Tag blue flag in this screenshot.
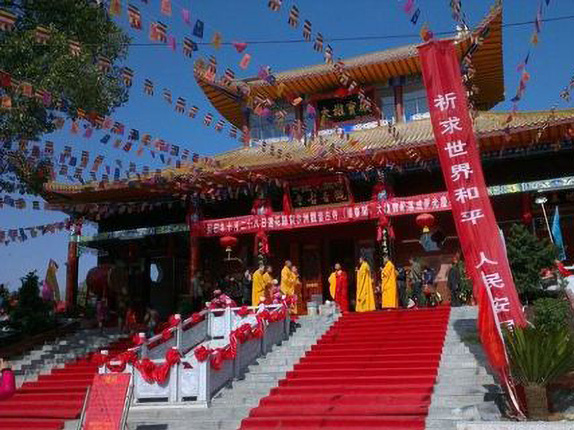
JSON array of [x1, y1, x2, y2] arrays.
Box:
[[552, 206, 567, 260]]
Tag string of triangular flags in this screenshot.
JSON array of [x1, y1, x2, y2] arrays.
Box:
[[4, 139, 150, 182], [0, 194, 49, 211], [261, 0, 433, 170], [47, 198, 189, 221], [0, 218, 72, 247], [109, 0, 256, 73], [0, 69, 224, 183], [505, 0, 551, 124]]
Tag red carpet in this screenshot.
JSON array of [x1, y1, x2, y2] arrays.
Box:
[[0, 337, 132, 430], [239, 307, 450, 430]]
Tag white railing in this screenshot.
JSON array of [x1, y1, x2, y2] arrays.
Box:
[[100, 304, 290, 407]]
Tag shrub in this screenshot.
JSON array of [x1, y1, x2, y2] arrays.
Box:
[[10, 271, 55, 335], [505, 224, 557, 303], [532, 298, 572, 334], [505, 325, 574, 419]]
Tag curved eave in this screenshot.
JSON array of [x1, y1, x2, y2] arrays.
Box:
[[196, 4, 503, 127], [43, 109, 574, 205]]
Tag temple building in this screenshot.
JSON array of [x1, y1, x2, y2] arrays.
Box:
[[43, 5, 574, 317]]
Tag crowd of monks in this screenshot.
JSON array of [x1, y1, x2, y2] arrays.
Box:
[[251, 261, 302, 313], [251, 256, 399, 314]]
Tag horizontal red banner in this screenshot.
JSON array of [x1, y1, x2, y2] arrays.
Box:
[[196, 192, 450, 237]]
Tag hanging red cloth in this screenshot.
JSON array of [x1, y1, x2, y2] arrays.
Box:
[[335, 270, 349, 312], [282, 184, 292, 215]]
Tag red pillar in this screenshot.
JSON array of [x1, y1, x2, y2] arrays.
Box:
[[66, 221, 81, 310]]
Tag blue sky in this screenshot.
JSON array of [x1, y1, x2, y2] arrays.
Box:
[[1, 0, 573, 293]]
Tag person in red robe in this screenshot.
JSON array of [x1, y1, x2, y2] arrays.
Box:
[[334, 263, 349, 313], [0, 359, 15, 401]]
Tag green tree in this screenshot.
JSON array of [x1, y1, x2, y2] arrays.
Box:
[[0, 0, 130, 194], [10, 271, 54, 334], [505, 224, 557, 303]]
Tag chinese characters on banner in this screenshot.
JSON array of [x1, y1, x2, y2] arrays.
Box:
[[197, 193, 451, 237], [418, 40, 526, 411]]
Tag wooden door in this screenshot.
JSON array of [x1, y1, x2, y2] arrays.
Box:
[[300, 244, 323, 304]]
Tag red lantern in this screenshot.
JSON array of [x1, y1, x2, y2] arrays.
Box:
[[334, 87, 349, 98], [219, 236, 238, 249], [416, 213, 435, 233]]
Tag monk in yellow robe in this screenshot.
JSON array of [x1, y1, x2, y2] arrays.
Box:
[[381, 257, 398, 308], [280, 260, 295, 295], [251, 264, 266, 306], [328, 268, 337, 301], [262, 265, 275, 300], [356, 257, 376, 312]]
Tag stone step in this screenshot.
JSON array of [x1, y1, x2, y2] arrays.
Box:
[[243, 371, 286, 382], [437, 368, 490, 378], [430, 394, 487, 407], [426, 418, 458, 430], [249, 365, 292, 374]]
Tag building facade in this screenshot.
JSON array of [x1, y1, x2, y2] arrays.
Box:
[[44, 5, 574, 316]]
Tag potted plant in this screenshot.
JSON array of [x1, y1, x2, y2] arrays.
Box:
[[505, 326, 574, 419]]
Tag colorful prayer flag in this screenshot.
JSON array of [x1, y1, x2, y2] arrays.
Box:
[[193, 20, 204, 38], [0, 9, 17, 31], [163, 88, 172, 104], [97, 56, 112, 73], [122, 67, 134, 87], [268, 0, 282, 12], [188, 105, 199, 118], [303, 20, 312, 41], [182, 8, 191, 24], [212, 32, 222, 50], [128, 5, 142, 29], [160, 0, 172, 16], [288, 6, 300, 27], [239, 53, 251, 70], [183, 37, 197, 57], [143, 79, 154, 95], [314, 33, 324, 52], [233, 41, 247, 53], [109, 0, 121, 16], [175, 97, 186, 113]]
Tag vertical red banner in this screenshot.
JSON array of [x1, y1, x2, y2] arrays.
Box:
[[418, 41, 526, 374]]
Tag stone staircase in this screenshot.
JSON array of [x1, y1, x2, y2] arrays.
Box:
[[127, 313, 336, 430], [426, 306, 502, 430], [10, 328, 123, 387]]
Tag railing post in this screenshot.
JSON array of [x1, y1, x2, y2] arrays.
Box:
[[207, 310, 213, 338], [168, 361, 178, 403], [224, 307, 233, 339], [197, 360, 211, 405], [176, 319, 182, 350]]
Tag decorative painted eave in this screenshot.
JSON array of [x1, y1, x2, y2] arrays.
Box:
[[42, 108, 574, 205]]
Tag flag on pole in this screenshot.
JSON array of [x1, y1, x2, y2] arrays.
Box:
[[552, 206, 567, 260]]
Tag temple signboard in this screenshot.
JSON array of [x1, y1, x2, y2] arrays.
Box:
[[288, 175, 351, 209]]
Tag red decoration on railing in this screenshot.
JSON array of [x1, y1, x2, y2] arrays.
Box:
[[210, 349, 224, 371], [194, 345, 212, 362], [132, 332, 146, 346], [236, 306, 251, 317]]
